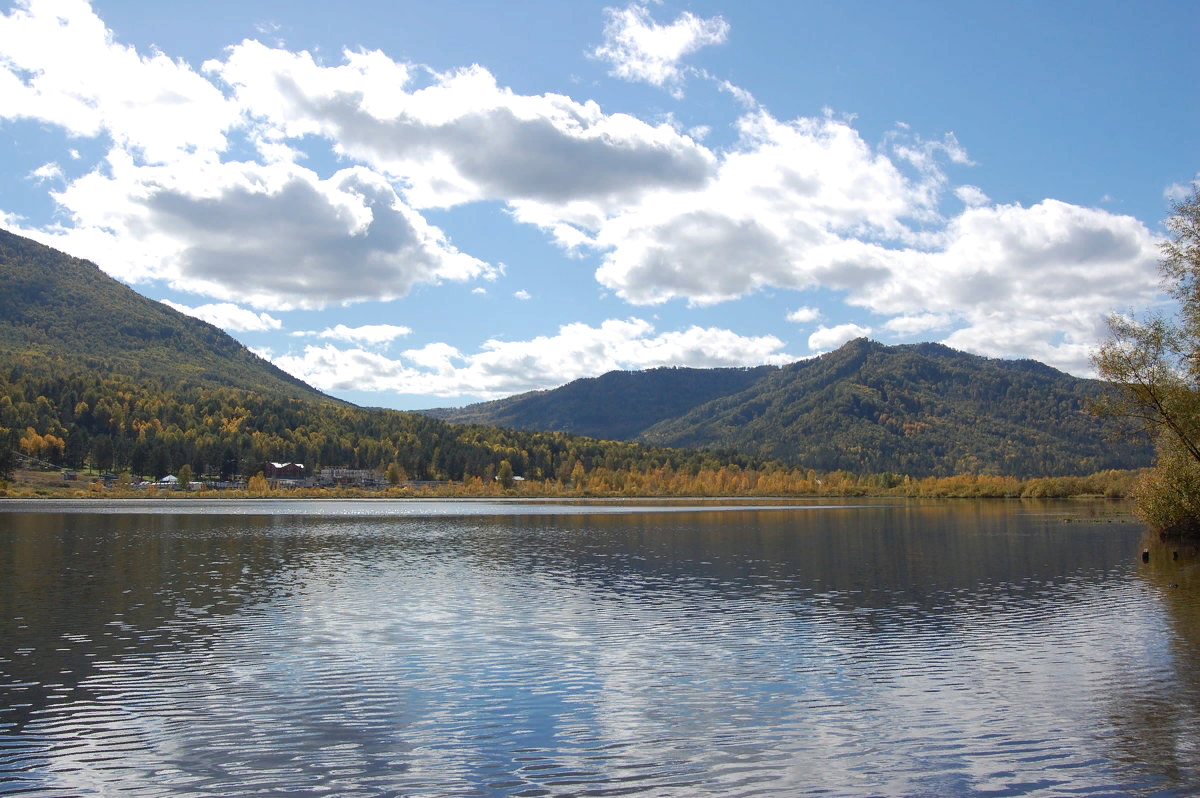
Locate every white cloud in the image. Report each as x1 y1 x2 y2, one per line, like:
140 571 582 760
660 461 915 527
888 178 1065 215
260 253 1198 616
513 289 531 300
273 318 792 398
0 0 236 162
587 110 941 306
786 306 821 323
592 2 730 97
716 79 758 110
160 300 282 332
891 130 973 172
1165 177 1197 202
28 162 63 183
0 1 1172 380
851 200 1161 374
211 43 715 210
955 185 989 207
808 323 872 352
883 313 952 336
32 154 493 309
472 287 488 295
306 323 412 345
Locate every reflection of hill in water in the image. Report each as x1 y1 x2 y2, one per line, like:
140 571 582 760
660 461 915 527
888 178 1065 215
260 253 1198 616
463 501 1143 606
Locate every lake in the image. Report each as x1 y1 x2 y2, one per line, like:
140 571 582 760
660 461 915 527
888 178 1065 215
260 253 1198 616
1 498 1197 796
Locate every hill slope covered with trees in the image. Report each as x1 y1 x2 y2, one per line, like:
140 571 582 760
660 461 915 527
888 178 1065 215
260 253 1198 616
428 339 1153 477
641 339 1150 476
424 365 777 440
0 229 329 401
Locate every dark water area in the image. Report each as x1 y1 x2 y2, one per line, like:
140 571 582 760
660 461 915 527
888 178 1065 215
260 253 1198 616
1 498 1197 796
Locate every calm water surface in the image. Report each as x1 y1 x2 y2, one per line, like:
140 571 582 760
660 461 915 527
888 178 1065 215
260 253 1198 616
1 498 1198 796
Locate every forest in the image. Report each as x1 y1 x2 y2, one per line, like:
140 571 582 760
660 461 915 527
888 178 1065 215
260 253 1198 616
0 353 764 485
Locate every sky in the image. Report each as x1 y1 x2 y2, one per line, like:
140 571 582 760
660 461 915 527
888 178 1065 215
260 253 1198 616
1 0 1196 410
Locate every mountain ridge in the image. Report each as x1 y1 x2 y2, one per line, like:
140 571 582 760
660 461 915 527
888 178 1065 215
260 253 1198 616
425 337 1152 477
423 364 778 440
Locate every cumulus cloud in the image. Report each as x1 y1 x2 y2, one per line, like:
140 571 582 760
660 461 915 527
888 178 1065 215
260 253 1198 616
161 300 282 332
211 43 715 210
273 318 793 398
294 323 412 346
808 323 872 352
955 185 989 207
787 306 821 323
849 200 1161 373
0 0 236 161
588 110 941 306
513 289 531 300
36 154 493 309
592 2 729 97
0 0 1172 380
883 313 952 336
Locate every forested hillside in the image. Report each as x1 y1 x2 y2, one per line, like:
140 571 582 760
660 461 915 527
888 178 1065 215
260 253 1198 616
425 365 776 440
429 338 1152 477
640 339 1151 476
0 229 329 401
0 358 759 482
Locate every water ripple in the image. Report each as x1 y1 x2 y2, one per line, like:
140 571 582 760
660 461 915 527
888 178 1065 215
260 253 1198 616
1 503 1197 795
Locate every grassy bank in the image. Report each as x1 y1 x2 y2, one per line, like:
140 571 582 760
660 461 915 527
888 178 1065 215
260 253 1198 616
1 467 1143 501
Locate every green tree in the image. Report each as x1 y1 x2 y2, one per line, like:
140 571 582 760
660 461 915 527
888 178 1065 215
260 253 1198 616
177 463 193 489
497 459 514 489
386 462 406 486
91 434 115 473
220 448 238 481
0 426 18 481
1094 184 1200 536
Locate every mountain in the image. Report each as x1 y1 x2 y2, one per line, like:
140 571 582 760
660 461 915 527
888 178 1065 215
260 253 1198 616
426 338 1152 477
0 228 330 402
424 365 777 440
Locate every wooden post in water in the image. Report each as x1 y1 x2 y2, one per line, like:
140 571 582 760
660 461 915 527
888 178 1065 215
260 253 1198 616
1143 549 1151 563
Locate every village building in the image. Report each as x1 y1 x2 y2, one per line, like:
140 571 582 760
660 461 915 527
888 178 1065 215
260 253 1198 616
318 467 386 489
265 462 306 480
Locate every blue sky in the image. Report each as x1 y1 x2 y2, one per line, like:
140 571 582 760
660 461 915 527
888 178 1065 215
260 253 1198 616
1 0 1196 409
